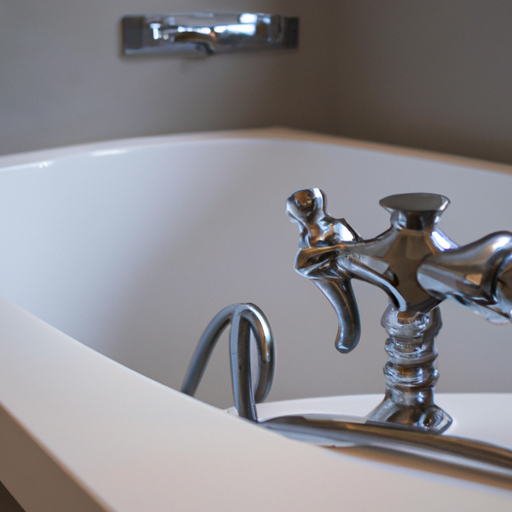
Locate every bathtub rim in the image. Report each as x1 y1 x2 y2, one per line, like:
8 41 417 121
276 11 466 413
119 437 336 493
1 293 512 511
1 127 512 178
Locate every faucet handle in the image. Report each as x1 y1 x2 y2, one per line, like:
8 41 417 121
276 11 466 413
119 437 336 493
379 193 450 230
418 231 512 323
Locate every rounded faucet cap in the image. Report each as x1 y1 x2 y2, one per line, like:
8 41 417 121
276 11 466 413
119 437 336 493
380 192 450 230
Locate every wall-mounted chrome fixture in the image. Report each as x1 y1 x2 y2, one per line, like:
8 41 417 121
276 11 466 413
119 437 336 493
121 13 299 57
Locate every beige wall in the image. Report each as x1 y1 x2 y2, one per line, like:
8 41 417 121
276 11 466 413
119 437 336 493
1 2 512 163
0 1 331 155
331 2 512 165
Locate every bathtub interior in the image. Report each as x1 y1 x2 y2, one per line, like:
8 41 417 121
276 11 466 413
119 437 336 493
1 129 511 409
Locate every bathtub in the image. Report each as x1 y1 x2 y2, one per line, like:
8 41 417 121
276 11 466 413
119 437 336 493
0 128 511 511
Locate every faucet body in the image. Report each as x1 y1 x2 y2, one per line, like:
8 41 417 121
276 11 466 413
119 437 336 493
288 190 512 432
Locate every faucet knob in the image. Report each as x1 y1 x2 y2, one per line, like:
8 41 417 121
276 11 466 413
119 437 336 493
379 192 450 230
418 231 512 323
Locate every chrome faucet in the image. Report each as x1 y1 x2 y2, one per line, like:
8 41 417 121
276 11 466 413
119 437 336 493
181 189 512 467
122 13 298 57
181 299 512 472
288 189 512 433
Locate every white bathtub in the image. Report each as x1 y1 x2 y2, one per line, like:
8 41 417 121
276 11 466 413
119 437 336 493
1 128 512 511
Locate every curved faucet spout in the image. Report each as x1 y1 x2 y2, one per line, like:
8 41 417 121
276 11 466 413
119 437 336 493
287 188 362 352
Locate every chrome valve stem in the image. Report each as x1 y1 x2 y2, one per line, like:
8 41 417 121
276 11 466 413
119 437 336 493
367 305 451 432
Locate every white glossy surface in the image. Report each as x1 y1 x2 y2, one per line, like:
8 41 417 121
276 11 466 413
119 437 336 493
1 297 512 512
1 129 512 510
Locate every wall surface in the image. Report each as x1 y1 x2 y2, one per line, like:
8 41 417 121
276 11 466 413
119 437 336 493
0 1 329 155
331 2 512 164
2 2 512 163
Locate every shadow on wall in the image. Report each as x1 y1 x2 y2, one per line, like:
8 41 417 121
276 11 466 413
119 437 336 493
0 482 25 512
